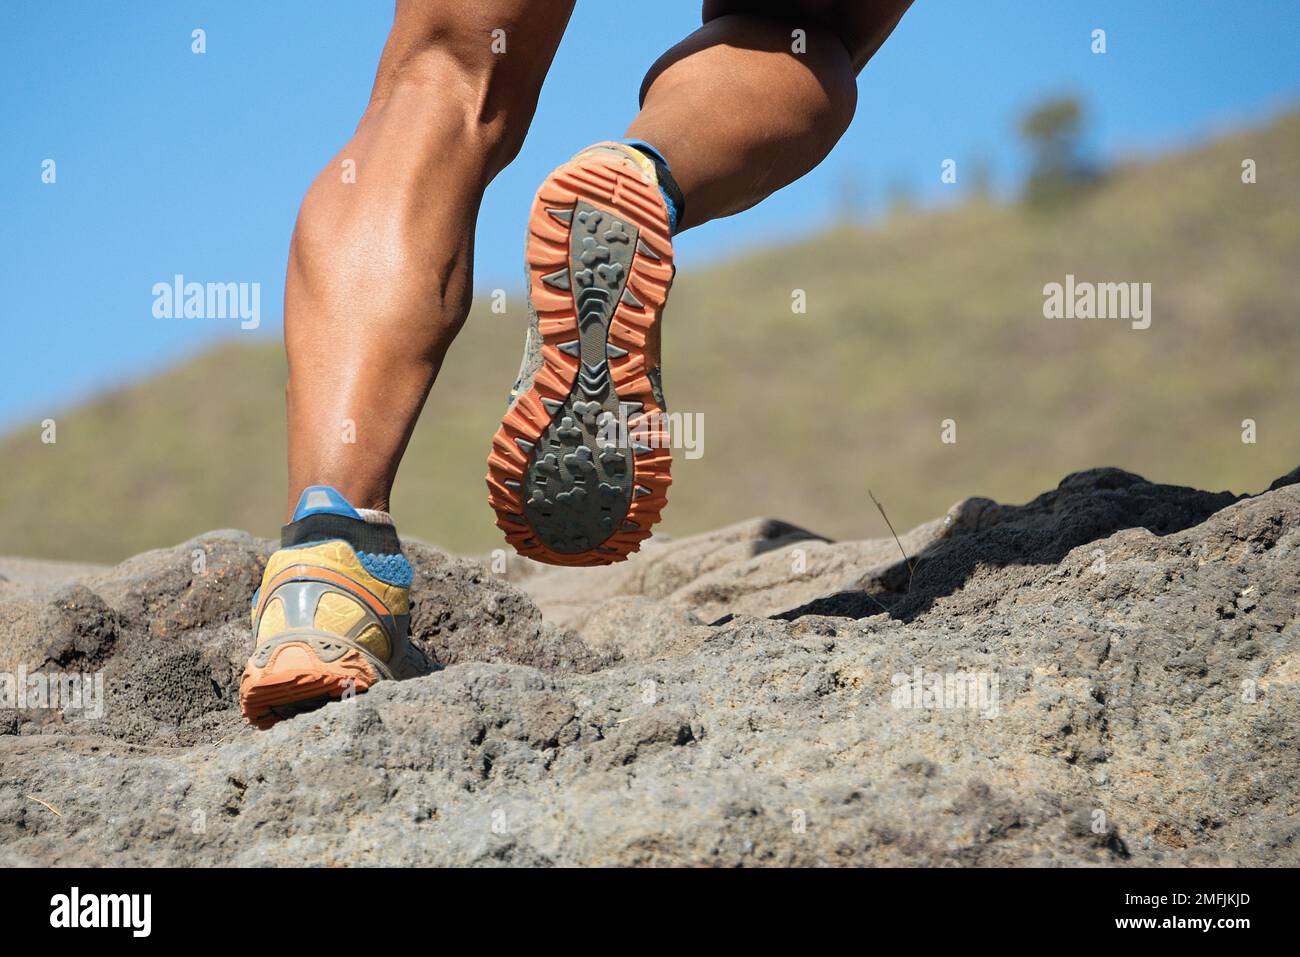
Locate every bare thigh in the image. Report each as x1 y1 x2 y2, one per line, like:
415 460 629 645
702 0 912 71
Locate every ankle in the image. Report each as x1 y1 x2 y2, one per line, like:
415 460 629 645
622 140 685 234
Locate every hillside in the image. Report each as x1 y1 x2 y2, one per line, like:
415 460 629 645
1 112 1297 563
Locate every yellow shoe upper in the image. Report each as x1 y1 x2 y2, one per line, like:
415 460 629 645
248 486 428 681
252 539 410 667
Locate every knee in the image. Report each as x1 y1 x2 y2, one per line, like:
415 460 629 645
644 14 857 130
369 6 567 174
756 18 858 150
384 50 538 172
802 21 858 127
757 17 858 136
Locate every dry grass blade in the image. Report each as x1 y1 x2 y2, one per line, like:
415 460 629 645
26 795 62 817
869 489 915 592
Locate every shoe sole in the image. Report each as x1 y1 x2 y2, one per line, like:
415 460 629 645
239 632 385 730
487 154 674 566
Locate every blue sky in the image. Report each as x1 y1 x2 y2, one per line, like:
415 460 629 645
2 1 1298 429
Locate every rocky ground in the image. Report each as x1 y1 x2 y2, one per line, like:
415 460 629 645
1 466 1296 866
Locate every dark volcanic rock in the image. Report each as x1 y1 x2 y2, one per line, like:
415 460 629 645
1 468 1296 866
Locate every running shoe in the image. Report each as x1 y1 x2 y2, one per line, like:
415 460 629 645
487 142 678 565
240 485 431 728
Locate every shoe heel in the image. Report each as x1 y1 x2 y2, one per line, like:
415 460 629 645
239 633 379 729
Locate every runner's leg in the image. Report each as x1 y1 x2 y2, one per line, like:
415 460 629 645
626 1 912 230
284 0 575 516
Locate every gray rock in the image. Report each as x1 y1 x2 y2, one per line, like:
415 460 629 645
1 467 1296 866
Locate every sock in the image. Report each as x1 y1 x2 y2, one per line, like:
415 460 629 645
279 485 412 587
623 139 685 235
282 486 402 555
